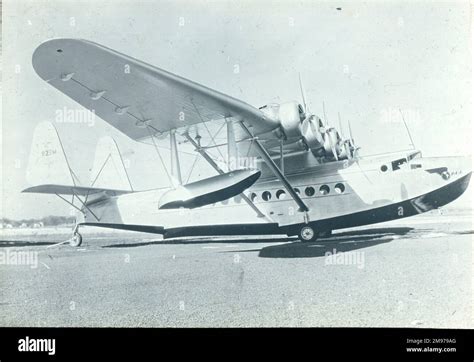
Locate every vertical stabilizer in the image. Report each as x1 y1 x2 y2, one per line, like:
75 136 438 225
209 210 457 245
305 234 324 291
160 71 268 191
91 136 133 191
26 122 78 186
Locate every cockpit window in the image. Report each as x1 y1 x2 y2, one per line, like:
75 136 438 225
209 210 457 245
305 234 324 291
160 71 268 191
392 158 407 171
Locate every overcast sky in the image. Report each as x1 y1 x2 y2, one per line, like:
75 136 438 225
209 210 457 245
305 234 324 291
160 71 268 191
1 0 472 219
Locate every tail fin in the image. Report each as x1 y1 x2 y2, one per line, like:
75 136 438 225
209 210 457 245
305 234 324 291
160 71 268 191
26 121 80 186
24 123 133 199
90 136 133 191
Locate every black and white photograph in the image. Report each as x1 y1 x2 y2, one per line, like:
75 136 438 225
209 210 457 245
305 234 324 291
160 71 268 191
1 0 472 359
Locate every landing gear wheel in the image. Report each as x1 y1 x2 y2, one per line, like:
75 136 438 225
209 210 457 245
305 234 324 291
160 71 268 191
299 225 317 242
70 232 83 247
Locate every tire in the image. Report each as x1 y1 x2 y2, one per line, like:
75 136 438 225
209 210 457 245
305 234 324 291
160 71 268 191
70 233 83 247
299 225 317 242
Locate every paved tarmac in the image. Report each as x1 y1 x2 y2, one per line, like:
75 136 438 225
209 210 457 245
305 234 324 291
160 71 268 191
1 210 472 327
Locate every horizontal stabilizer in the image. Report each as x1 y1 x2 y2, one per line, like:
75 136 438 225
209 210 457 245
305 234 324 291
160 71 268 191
81 222 164 234
22 184 133 196
159 169 261 209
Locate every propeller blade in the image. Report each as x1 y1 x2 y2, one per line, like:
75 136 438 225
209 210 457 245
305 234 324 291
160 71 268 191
338 112 344 138
328 128 339 145
322 101 329 127
348 119 355 147
344 141 352 160
298 73 308 114
331 145 339 161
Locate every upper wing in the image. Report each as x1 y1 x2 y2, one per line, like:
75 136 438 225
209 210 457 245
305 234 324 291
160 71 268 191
32 39 279 140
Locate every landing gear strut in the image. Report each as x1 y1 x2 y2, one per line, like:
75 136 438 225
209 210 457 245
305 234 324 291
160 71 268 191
298 225 318 242
70 225 83 247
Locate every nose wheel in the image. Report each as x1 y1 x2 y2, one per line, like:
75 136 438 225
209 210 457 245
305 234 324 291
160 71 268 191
299 225 317 242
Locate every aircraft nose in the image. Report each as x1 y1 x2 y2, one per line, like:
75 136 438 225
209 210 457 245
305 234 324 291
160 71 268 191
443 156 472 183
454 155 472 174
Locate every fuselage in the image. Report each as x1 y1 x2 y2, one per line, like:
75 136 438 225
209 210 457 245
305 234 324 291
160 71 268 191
79 149 472 238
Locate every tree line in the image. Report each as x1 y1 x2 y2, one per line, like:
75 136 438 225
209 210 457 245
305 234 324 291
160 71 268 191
1 216 76 227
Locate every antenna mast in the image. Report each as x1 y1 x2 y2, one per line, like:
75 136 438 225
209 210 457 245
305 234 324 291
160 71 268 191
399 109 416 150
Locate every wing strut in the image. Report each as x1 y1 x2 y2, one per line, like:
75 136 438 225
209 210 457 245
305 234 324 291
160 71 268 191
55 192 100 222
183 132 267 219
279 139 285 174
239 122 310 214
170 129 183 185
226 119 238 171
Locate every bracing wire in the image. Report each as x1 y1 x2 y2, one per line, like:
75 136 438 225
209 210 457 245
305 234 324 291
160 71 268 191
145 125 174 186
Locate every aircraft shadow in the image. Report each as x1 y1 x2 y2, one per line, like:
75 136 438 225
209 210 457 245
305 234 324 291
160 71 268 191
255 236 393 258
0 240 58 248
104 227 414 250
328 227 414 238
236 227 415 259
452 230 474 235
103 236 299 248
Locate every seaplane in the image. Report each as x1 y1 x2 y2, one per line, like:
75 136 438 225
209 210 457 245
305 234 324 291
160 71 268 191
24 38 472 246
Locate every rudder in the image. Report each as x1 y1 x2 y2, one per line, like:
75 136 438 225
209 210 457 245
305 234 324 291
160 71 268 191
90 136 133 191
26 121 79 186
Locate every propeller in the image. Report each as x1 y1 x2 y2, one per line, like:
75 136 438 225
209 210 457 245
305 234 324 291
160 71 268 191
298 73 308 115
347 119 361 158
348 119 355 148
298 74 326 149
334 113 355 160
337 113 349 159
320 102 340 160
297 76 355 161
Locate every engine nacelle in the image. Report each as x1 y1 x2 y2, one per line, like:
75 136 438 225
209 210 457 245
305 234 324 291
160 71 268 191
259 101 356 161
301 115 325 149
279 101 305 138
259 101 304 139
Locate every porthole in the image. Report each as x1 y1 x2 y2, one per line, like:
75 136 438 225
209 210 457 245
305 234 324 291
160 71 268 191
262 191 272 201
319 185 330 195
305 186 315 196
335 183 345 194
381 165 388 172
276 190 286 200
294 188 301 195
250 192 258 202
222 199 229 205
234 195 242 203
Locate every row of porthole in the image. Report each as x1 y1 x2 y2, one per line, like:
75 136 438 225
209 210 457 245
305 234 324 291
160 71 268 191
249 183 346 202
